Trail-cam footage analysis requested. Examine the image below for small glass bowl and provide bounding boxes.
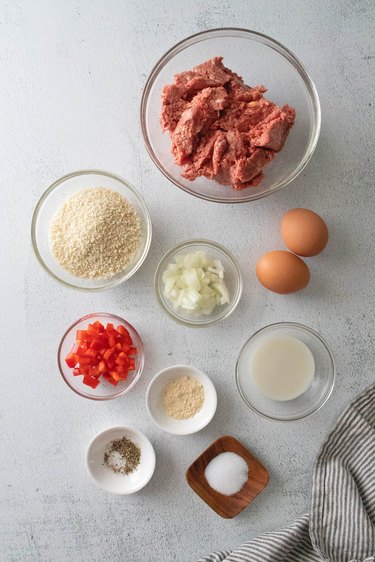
[154,239,242,327]
[58,312,144,400]
[31,170,152,291]
[141,28,320,203]
[236,323,335,421]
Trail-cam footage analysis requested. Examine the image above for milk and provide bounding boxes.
[250,335,315,401]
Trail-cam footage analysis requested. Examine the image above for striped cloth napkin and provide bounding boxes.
[199,384,375,562]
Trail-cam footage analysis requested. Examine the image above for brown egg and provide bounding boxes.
[256,250,310,294]
[280,208,329,257]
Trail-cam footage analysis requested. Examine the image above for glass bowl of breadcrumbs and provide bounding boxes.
[31,170,152,291]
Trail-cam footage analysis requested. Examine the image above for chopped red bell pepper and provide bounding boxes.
[90,338,104,351]
[76,330,87,342]
[115,352,129,366]
[93,320,105,333]
[102,373,118,386]
[110,371,122,382]
[65,319,138,389]
[98,360,107,373]
[65,353,78,368]
[82,375,100,389]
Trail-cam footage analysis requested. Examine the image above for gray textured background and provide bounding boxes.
[1,1,374,561]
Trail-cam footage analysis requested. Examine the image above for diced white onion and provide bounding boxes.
[162,251,230,316]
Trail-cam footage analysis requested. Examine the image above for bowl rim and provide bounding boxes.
[85,425,156,494]
[235,322,335,422]
[57,312,145,401]
[145,364,217,435]
[154,239,243,327]
[140,27,321,204]
[31,169,152,291]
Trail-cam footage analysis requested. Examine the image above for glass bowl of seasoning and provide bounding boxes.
[58,312,145,400]
[146,365,217,435]
[31,169,152,291]
[236,322,335,422]
[86,426,156,494]
[154,239,242,327]
[141,28,320,203]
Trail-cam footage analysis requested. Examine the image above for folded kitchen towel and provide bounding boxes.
[199,384,375,562]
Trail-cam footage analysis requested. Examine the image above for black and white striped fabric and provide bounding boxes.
[199,384,375,562]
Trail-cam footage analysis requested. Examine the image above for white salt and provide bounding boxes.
[204,452,249,496]
[106,450,127,471]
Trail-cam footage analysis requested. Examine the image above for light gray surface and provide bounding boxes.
[0,1,374,561]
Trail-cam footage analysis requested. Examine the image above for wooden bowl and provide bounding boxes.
[186,435,269,518]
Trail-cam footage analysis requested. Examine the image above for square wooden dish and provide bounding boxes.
[186,435,269,518]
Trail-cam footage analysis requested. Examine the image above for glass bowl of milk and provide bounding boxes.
[236,323,335,421]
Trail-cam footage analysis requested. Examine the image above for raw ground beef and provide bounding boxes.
[161,57,296,190]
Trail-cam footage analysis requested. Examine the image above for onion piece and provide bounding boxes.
[162,251,230,316]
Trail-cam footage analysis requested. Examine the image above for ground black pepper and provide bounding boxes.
[103,436,141,475]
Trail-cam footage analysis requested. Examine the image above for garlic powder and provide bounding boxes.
[163,376,205,419]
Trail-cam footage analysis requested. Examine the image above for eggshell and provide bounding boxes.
[256,250,310,294]
[280,208,329,257]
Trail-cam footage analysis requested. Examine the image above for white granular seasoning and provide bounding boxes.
[50,187,142,279]
[204,452,249,496]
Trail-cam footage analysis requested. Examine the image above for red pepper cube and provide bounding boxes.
[78,356,92,365]
[65,353,78,368]
[83,375,100,389]
[121,334,132,346]
[90,338,104,351]
[98,333,109,345]
[89,365,100,377]
[116,325,127,335]
[98,361,107,374]
[128,358,135,370]
[93,320,105,333]
[109,358,118,369]
[83,348,98,360]
[110,371,122,382]
[129,346,137,356]
[108,335,116,348]
[72,368,81,376]
[76,330,87,341]
[103,373,118,386]
[76,344,88,356]
[115,352,129,366]
[87,325,106,340]
[103,349,114,363]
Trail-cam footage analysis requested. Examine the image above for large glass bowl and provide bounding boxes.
[236,323,335,421]
[31,170,152,291]
[141,28,320,203]
[154,239,242,327]
[58,313,144,400]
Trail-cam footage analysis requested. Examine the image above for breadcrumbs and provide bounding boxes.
[50,187,141,279]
